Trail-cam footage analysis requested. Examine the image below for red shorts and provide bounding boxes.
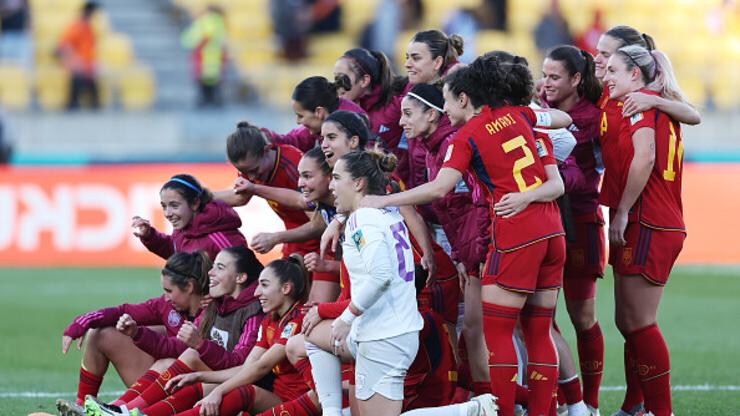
[482,236,566,293]
[421,274,461,325]
[609,222,685,285]
[312,270,340,283]
[563,216,605,301]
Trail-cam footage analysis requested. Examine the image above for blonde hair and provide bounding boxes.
[616,45,690,105]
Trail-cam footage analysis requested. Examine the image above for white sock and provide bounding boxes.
[400,402,477,416]
[305,341,343,416]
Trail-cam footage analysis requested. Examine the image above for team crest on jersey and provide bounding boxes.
[535,139,549,157]
[210,327,229,348]
[352,229,366,250]
[622,247,633,265]
[630,112,644,125]
[444,145,453,162]
[281,322,296,339]
[167,310,181,327]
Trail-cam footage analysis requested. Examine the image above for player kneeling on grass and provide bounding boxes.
[81,246,264,416]
[56,251,212,416]
[306,150,497,416]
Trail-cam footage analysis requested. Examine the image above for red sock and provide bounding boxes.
[112,370,160,406]
[76,368,103,405]
[515,384,528,406]
[219,385,256,416]
[472,381,492,396]
[520,305,558,416]
[627,324,672,416]
[556,384,566,406]
[127,360,192,409]
[255,393,321,416]
[577,321,604,409]
[558,376,583,405]
[482,302,520,416]
[140,383,204,416]
[293,358,315,390]
[621,342,644,412]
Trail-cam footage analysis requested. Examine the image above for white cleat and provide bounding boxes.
[610,404,646,416]
[470,393,499,416]
[557,404,569,416]
[513,403,526,416]
[587,404,601,416]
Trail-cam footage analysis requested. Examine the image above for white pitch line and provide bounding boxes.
[2,385,740,398]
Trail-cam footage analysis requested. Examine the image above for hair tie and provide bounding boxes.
[406,92,444,112]
[168,177,202,195]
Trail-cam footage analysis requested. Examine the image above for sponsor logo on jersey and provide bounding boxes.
[630,112,644,125]
[210,327,229,348]
[378,125,390,134]
[167,310,182,327]
[444,145,453,162]
[281,322,296,339]
[352,229,366,250]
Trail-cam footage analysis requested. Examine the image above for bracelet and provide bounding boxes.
[339,308,357,325]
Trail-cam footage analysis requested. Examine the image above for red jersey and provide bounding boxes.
[442,105,564,252]
[240,144,319,257]
[254,301,308,401]
[617,90,685,231]
[598,88,633,209]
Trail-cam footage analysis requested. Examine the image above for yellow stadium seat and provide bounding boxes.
[0,65,32,110]
[98,33,134,71]
[342,0,380,36]
[119,66,156,110]
[35,65,69,111]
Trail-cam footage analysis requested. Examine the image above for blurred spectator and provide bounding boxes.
[360,0,423,66]
[481,0,507,31]
[534,0,573,58]
[0,0,31,67]
[270,0,310,61]
[308,0,341,33]
[443,9,477,63]
[181,4,227,107]
[574,9,605,56]
[56,1,100,110]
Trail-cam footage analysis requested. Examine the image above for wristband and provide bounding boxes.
[334,214,347,224]
[534,110,553,127]
[339,308,357,325]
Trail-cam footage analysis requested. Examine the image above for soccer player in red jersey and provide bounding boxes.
[592,26,700,416]
[541,45,605,415]
[55,251,210,416]
[602,44,689,416]
[362,55,573,416]
[226,147,342,304]
[214,122,328,289]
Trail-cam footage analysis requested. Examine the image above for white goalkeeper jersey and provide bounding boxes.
[342,207,423,342]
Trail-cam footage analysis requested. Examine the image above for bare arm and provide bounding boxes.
[272,214,325,243]
[209,344,285,396]
[235,178,309,211]
[610,128,655,245]
[213,188,252,207]
[493,164,565,218]
[361,168,462,209]
[623,92,701,125]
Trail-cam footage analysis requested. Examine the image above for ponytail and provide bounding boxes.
[650,50,689,105]
[227,121,270,164]
[265,254,311,305]
[292,76,342,113]
[338,149,397,196]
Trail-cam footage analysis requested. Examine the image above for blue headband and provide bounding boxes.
[168,177,202,195]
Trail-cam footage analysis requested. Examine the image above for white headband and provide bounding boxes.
[406,92,444,113]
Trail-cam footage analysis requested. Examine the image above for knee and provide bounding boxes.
[89,327,118,352]
[566,306,596,332]
[178,348,202,367]
[285,335,306,364]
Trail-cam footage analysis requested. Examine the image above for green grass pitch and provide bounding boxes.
[2,266,739,415]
